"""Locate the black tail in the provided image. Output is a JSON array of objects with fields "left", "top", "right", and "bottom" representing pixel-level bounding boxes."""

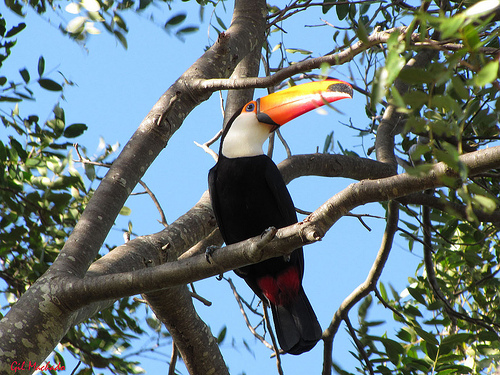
[{"left": 270, "top": 287, "right": 322, "bottom": 355}]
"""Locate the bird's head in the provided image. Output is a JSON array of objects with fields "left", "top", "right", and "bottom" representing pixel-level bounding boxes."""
[{"left": 220, "top": 79, "right": 353, "bottom": 158}]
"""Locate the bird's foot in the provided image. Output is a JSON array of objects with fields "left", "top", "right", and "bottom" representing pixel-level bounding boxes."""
[
  {"left": 205, "top": 245, "right": 219, "bottom": 264},
  {"left": 205, "top": 245, "right": 224, "bottom": 280},
  {"left": 261, "top": 226, "right": 277, "bottom": 239}
]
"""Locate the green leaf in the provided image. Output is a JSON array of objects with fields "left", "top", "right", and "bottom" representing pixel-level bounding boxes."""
[
  {"left": 38, "top": 78, "right": 63, "bottom": 91},
  {"left": 217, "top": 326, "right": 227, "bottom": 344},
  {"left": 430, "top": 94, "right": 461, "bottom": 115},
  {"left": 5, "top": 0, "right": 24, "bottom": 16},
  {"left": 440, "top": 15, "right": 464, "bottom": 39},
  {"left": 322, "top": 0, "right": 336, "bottom": 14},
  {"left": 5, "top": 22, "right": 26, "bottom": 37},
  {"left": 215, "top": 14, "right": 227, "bottom": 30},
  {"left": 450, "top": 76, "right": 469, "bottom": 100},
  {"left": 356, "top": 17, "right": 369, "bottom": 43},
  {"left": 113, "top": 13, "right": 127, "bottom": 31},
  {"left": 146, "top": 317, "right": 160, "bottom": 330},
  {"left": 114, "top": 30, "right": 128, "bottom": 49},
  {"left": 47, "top": 119, "right": 65, "bottom": 136},
  {"left": 461, "top": 23, "right": 481, "bottom": 51},
  {"left": 38, "top": 56, "right": 45, "bottom": 77},
  {"left": 423, "top": 341, "right": 438, "bottom": 361},
  {"left": 473, "top": 60, "right": 499, "bottom": 87},
  {"left": 380, "top": 338, "right": 405, "bottom": 364},
  {"left": 434, "top": 143, "right": 460, "bottom": 171},
  {"left": 165, "top": 13, "right": 186, "bottom": 28},
  {"left": 399, "top": 67, "right": 434, "bottom": 84},
  {"left": 407, "top": 286, "right": 427, "bottom": 305},
  {"left": 176, "top": 26, "right": 199, "bottom": 36},
  {"left": 120, "top": 206, "right": 132, "bottom": 216},
  {"left": 474, "top": 195, "right": 497, "bottom": 213},
  {"left": 285, "top": 48, "right": 313, "bottom": 55},
  {"left": 19, "top": 68, "right": 30, "bottom": 83},
  {"left": 138, "top": 0, "right": 153, "bottom": 10},
  {"left": 414, "top": 326, "right": 439, "bottom": 346},
  {"left": 0, "top": 95, "right": 22, "bottom": 102},
  {"left": 463, "top": 0, "right": 500, "bottom": 19},
  {"left": 0, "top": 141, "right": 6, "bottom": 163},
  {"left": 403, "top": 304, "right": 423, "bottom": 317},
  {"left": 63, "top": 123, "right": 88, "bottom": 138},
  {"left": 323, "top": 131, "right": 333, "bottom": 153},
  {"left": 84, "top": 163, "right": 96, "bottom": 181},
  {"left": 66, "top": 16, "right": 87, "bottom": 34},
  {"left": 10, "top": 138, "right": 27, "bottom": 161},
  {"left": 336, "top": 2, "right": 349, "bottom": 20},
  {"left": 396, "top": 327, "right": 414, "bottom": 342},
  {"left": 440, "top": 332, "right": 473, "bottom": 347}
]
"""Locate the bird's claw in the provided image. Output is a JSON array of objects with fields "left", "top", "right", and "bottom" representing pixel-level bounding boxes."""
[
  {"left": 261, "top": 226, "right": 276, "bottom": 239},
  {"left": 205, "top": 245, "right": 219, "bottom": 264},
  {"left": 205, "top": 245, "right": 224, "bottom": 280}
]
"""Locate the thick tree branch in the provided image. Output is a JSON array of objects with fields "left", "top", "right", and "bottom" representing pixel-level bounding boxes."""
[
  {"left": 0, "top": 0, "right": 267, "bottom": 368},
  {"left": 278, "top": 153, "right": 395, "bottom": 184},
  {"left": 141, "top": 2, "right": 267, "bottom": 372},
  {"left": 54, "top": 147, "right": 500, "bottom": 307},
  {"left": 194, "top": 27, "right": 410, "bottom": 91},
  {"left": 192, "top": 28, "right": 499, "bottom": 92}
]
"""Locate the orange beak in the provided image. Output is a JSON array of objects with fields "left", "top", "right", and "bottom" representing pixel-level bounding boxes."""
[{"left": 255, "top": 79, "right": 353, "bottom": 127}]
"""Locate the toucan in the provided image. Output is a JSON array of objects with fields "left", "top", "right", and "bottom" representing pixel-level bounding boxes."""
[{"left": 208, "top": 79, "right": 353, "bottom": 355}]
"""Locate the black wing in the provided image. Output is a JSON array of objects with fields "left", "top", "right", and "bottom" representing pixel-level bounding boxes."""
[
  {"left": 264, "top": 159, "right": 304, "bottom": 280},
  {"left": 208, "top": 164, "right": 227, "bottom": 241}
]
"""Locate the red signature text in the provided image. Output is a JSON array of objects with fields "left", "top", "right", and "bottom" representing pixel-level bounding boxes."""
[{"left": 11, "top": 361, "right": 65, "bottom": 373}]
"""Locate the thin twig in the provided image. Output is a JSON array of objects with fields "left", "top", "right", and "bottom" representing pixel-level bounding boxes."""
[
  {"left": 276, "top": 129, "right": 291, "bottom": 158},
  {"left": 322, "top": 201, "right": 399, "bottom": 375},
  {"left": 168, "top": 343, "right": 178, "bottom": 375},
  {"left": 138, "top": 180, "right": 168, "bottom": 227},
  {"left": 345, "top": 212, "right": 385, "bottom": 231},
  {"left": 262, "top": 304, "right": 284, "bottom": 375},
  {"left": 74, "top": 143, "right": 112, "bottom": 168},
  {"left": 74, "top": 144, "right": 168, "bottom": 225},
  {"left": 189, "top": 283, "right": 212, "bottom": 306},
  {"left": 344, "top": 316, "right": 374, "bottom": 375},
  {"left": 267, "top": 132, "right": 275, "bottom": 158},
  {"left": 226, "top": 278, "right": 272, "bottom": 349},
  {"left": 194, "top": 129, "right": 222, "bottom": 162},
  {"left": 295, "top": 207, "right": 382, "bottom": 233},
  {"left": 373, "top": 287, "right": 409, "bottom": 324}
]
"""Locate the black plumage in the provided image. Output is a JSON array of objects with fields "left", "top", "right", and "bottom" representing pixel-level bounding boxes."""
[
  {"left": 208, "top": 79, "right": 352, "bottom": 355},
  {"left": 209, "top": 128, "right": 322, "bottom": 355}
]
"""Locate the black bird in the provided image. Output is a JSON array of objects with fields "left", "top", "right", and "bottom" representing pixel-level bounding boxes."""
[{"left": 208, "top": 79, "right": 353, "bottom": 355}]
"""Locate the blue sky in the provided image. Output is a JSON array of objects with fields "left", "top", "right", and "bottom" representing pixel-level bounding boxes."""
[{"left": 2, "top": 1, "right": 422, "bottom": 374}]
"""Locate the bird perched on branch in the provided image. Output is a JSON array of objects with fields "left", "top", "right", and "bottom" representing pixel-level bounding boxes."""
[{"left": 208, "top": 79, "right": 353, "bottom": 355}]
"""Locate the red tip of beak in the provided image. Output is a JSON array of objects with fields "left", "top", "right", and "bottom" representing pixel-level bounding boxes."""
[{"left": 256, "top": 79, "right": 353, "bottom": 126}]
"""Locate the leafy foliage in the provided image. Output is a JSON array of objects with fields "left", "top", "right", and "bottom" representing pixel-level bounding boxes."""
[
  {"left": 0, "top": 14, "right": 172, "bottom": 374},
  {"left": 2, "top": 0, "right": 500, "bottom": 374},
  {"left": 310, "top": 1, "right": 500, "bottom": 373}
]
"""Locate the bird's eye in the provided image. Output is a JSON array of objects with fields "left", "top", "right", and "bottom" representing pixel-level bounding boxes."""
[{"left": 245, "top": 102, "right": 255, "bottom": 112}]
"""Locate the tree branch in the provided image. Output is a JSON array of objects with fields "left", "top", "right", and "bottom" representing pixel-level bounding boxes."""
[
  {"left": 191, "top": 28, "right": 499, "bottom": 93},
  {"left": 321, "top": 201, "right": 399, "bottom": 375},
  {"left": 55, "top": 147, "right": 500, "bottom": 307},
  {"left": 194, "top": 27, "right": 410, "bottom": 91}
]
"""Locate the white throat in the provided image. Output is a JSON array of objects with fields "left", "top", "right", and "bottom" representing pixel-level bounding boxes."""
[{"left": 221, "top": 112, "right": 271, "bottom": 158}]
